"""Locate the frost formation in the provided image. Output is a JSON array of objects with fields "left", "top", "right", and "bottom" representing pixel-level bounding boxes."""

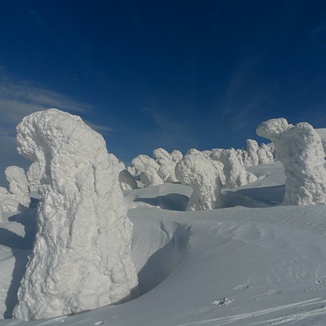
[
  {"left": 257, "top": 118, "right": 326, "bottom": 205},
  {"left": 13, "top": 109, "right": 138, "bottom": 320}
]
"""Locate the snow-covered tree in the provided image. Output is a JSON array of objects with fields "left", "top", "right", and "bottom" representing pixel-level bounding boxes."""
[
  {"left": 175, "top": 150, "right": 225, "bottom": 211},
  {"left": 5, "top": 166, "right": 30, "bottom": 207},
  {"left": 257, "top": 118, "right": 326, "bottom": 205},
  {"left": 131, "top": 154, "right": 163, "bottom": 187},
  {"left": 244, "top": 139, "right": 259, "bottom": 166},
  {"left": 119, "top": 169, "right": 138, "bottom": 191},
  {"left": 153, "top": 148, "right": 183, "bottom": 183},
  {"left": 257, "top": 143, "right": 274, "bottom": 165},
  {"left": 13, "top": 109, "right": 138, "bottom": 320},
  {"left": 211, "top": 148, "right": 257, "bottom": 188}
]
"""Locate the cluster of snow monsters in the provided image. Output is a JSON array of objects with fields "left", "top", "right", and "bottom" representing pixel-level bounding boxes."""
[
  {"left": 12, "top": 109, "right": 138, "bottom": 320},
  {"left": 131, "top": 148, "right": 183, "bottom": 187},
  {"left": 175, "top": 147, "right": 260, "bottom": 211},
  {"left": 3, "top": 108, "right": 326, "bottom": 321},
  {"left": 129, "top": 137, "right": 275, "bottom": 211}
]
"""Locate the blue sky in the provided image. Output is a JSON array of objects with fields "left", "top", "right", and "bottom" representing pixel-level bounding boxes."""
[{"left": 0, "top": 0, "right": 326, "bottom": 179}]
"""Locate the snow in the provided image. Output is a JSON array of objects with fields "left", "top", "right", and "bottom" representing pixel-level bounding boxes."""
[
  {"left": 153, "top": 148, "right": 183, "bottom": 183},
  {"left": 257, "top": 118, "right": 326, "bottom": 205},
  {"left": 211, "top": 148, "right": 256, "bottom": 188},
  {"left": 12, "top": 109, "right": 138, "bottom": 320},
  {"left": 131, "top": 154, "right": 163, "bottom": 187},
  {"left": 175, "top": 150, "right": 225, "bottom": 210},
  {"left": 5, "top": 166, "right": 30, "bottom": 208},
  {"left": 1, "top": 114, "right": 326, "bottom": 325}
]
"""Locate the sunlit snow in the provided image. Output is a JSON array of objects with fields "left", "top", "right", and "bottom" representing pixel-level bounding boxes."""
[{"left": 1, "top": 111, "right": 326, "bottom": 325}]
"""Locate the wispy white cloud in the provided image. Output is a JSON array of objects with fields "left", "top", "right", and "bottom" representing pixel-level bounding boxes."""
[
  {"left": 0, "top": 73, "right": 112, "bottom": 183},
  {"left": 0, "top": 78, "right": 91, "bottom": 128},
  {"left": 85, "top": 120, "right": 113, "bottom": 134},
  {"left": 216, "top": 56, "right": 276, "bottom": 133},
  {"left": 0, "top": 74, "right": 115, "bottom": 134},
  {"left": 142, "top": 106, "right": 197, "bottom": 151}
]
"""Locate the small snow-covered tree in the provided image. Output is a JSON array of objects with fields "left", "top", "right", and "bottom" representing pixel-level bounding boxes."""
[
  {"left": 211, "top": 148, "right": 256, "bottom": 188},
  {"left": 0, "top": 186, "right": 18, "bottom": 213},
  {"left": 175, "top": 150, "right": 225, "bottom": 211},
  {"left": 5, "top": 166, "right": 30, "bottom": 207},
  {"left": 257, "top": 118, "right": 326, "bottom": 205},
  {"left": 13, "top": 109, "right": 138, "bottom": 320},
  {"left": 153, "top": 148, "right": 183, "bottom": 183},
  {"left": 131, "top": 154, "right": 163, "bottom": 187},
  {"left": 257, "top": 143, "right": 274, "bottom": 165},
  {"left": 244, "top": 139, "right": 259, "bottom": 166}
]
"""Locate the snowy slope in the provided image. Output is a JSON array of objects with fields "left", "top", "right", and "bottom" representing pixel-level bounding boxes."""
[{"left": 2, "top": 162, "right": 326, "bottom": 325}]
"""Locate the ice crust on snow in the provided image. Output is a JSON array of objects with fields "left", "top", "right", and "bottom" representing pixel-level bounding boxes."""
[
  {"left": 175, "top": 150, "right": 226, "bottom": 211},
  {"left": 5, "top": 166, "right": 30, "bottom": 208},
  {"left": 257, "top": 118, "right": 326, "bottom": 205},
  {"left": 13, "top": 109, "right": 138, "bottom": 320}
]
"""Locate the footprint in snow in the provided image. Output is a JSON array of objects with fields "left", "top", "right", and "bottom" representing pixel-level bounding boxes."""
[{"left": 213, "top": 298, "right": 234, "bottom": 306}]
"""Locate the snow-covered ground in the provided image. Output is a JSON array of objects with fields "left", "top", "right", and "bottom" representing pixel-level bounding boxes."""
[{"left": 2, "top": 162, "right": 326, "bottom": 325}]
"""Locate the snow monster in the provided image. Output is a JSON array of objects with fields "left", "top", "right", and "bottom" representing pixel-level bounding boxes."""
[{"left": 13, "top": 109, "right": 138, "bottom": 320}]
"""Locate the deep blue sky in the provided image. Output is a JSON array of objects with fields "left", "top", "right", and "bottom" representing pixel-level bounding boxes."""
[{"left": 0, "top": 0, "right": 326, "bottom": 171}]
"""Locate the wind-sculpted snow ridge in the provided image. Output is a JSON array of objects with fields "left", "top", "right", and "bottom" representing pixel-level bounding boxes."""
[
  {"left": 5, "top": 166, "right": 30, "bottom": 208},
  {"left": 257, "top": 118, "right": 326, "bottom": 205},
  {"left": 211, "top": 148, "right": 257, "bottom": 188},
  {"left": 131, "top": 154, "right": 164, "bottom": 187},
  {"left": 13, "top": 109, "right": 138, "bottom": 320},
  {"left": 175, "top": 149, "right": 225, "bottom": 211},
  {"left": 153, "top": 148, "right": 183, "bottom": 183}
]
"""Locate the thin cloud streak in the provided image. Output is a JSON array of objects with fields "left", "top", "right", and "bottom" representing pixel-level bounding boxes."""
[
  {"left": 0, "top": 74, "right": 114, "bottom": 184},
  {"left": 142, "top": 106, "right": 198, "bottom": 151},
  {"left": 85, "top": 120, "right": 113, "bottom": 134},
  {"left": 0, "top": 75, "right": 113, "bottom": 135}
]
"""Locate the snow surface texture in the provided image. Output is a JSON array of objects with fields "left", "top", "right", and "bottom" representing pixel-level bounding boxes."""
[
  {"left": 153, "top": 148, "right": 183, "bottom": 183},
  {"left": 257, "top": 118, "right": 326, "bottom": 205},
  {"left": 131, "top": 154, "right": 163, "bottom": 187},
  {"left": 5, "top": 166, "right": 30, "bottom": 208},
  {"left": 4, "top": 162, "right": 326, "bottom": 325},
  {"left": 26, "top": 162, "right": 42, "bottom": 192},
  {"left": 13, "top": 109, "right": 138, "bottom": 320},
  {"left": 175, "top": 150, "right": 226, "bottom": 210}
]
